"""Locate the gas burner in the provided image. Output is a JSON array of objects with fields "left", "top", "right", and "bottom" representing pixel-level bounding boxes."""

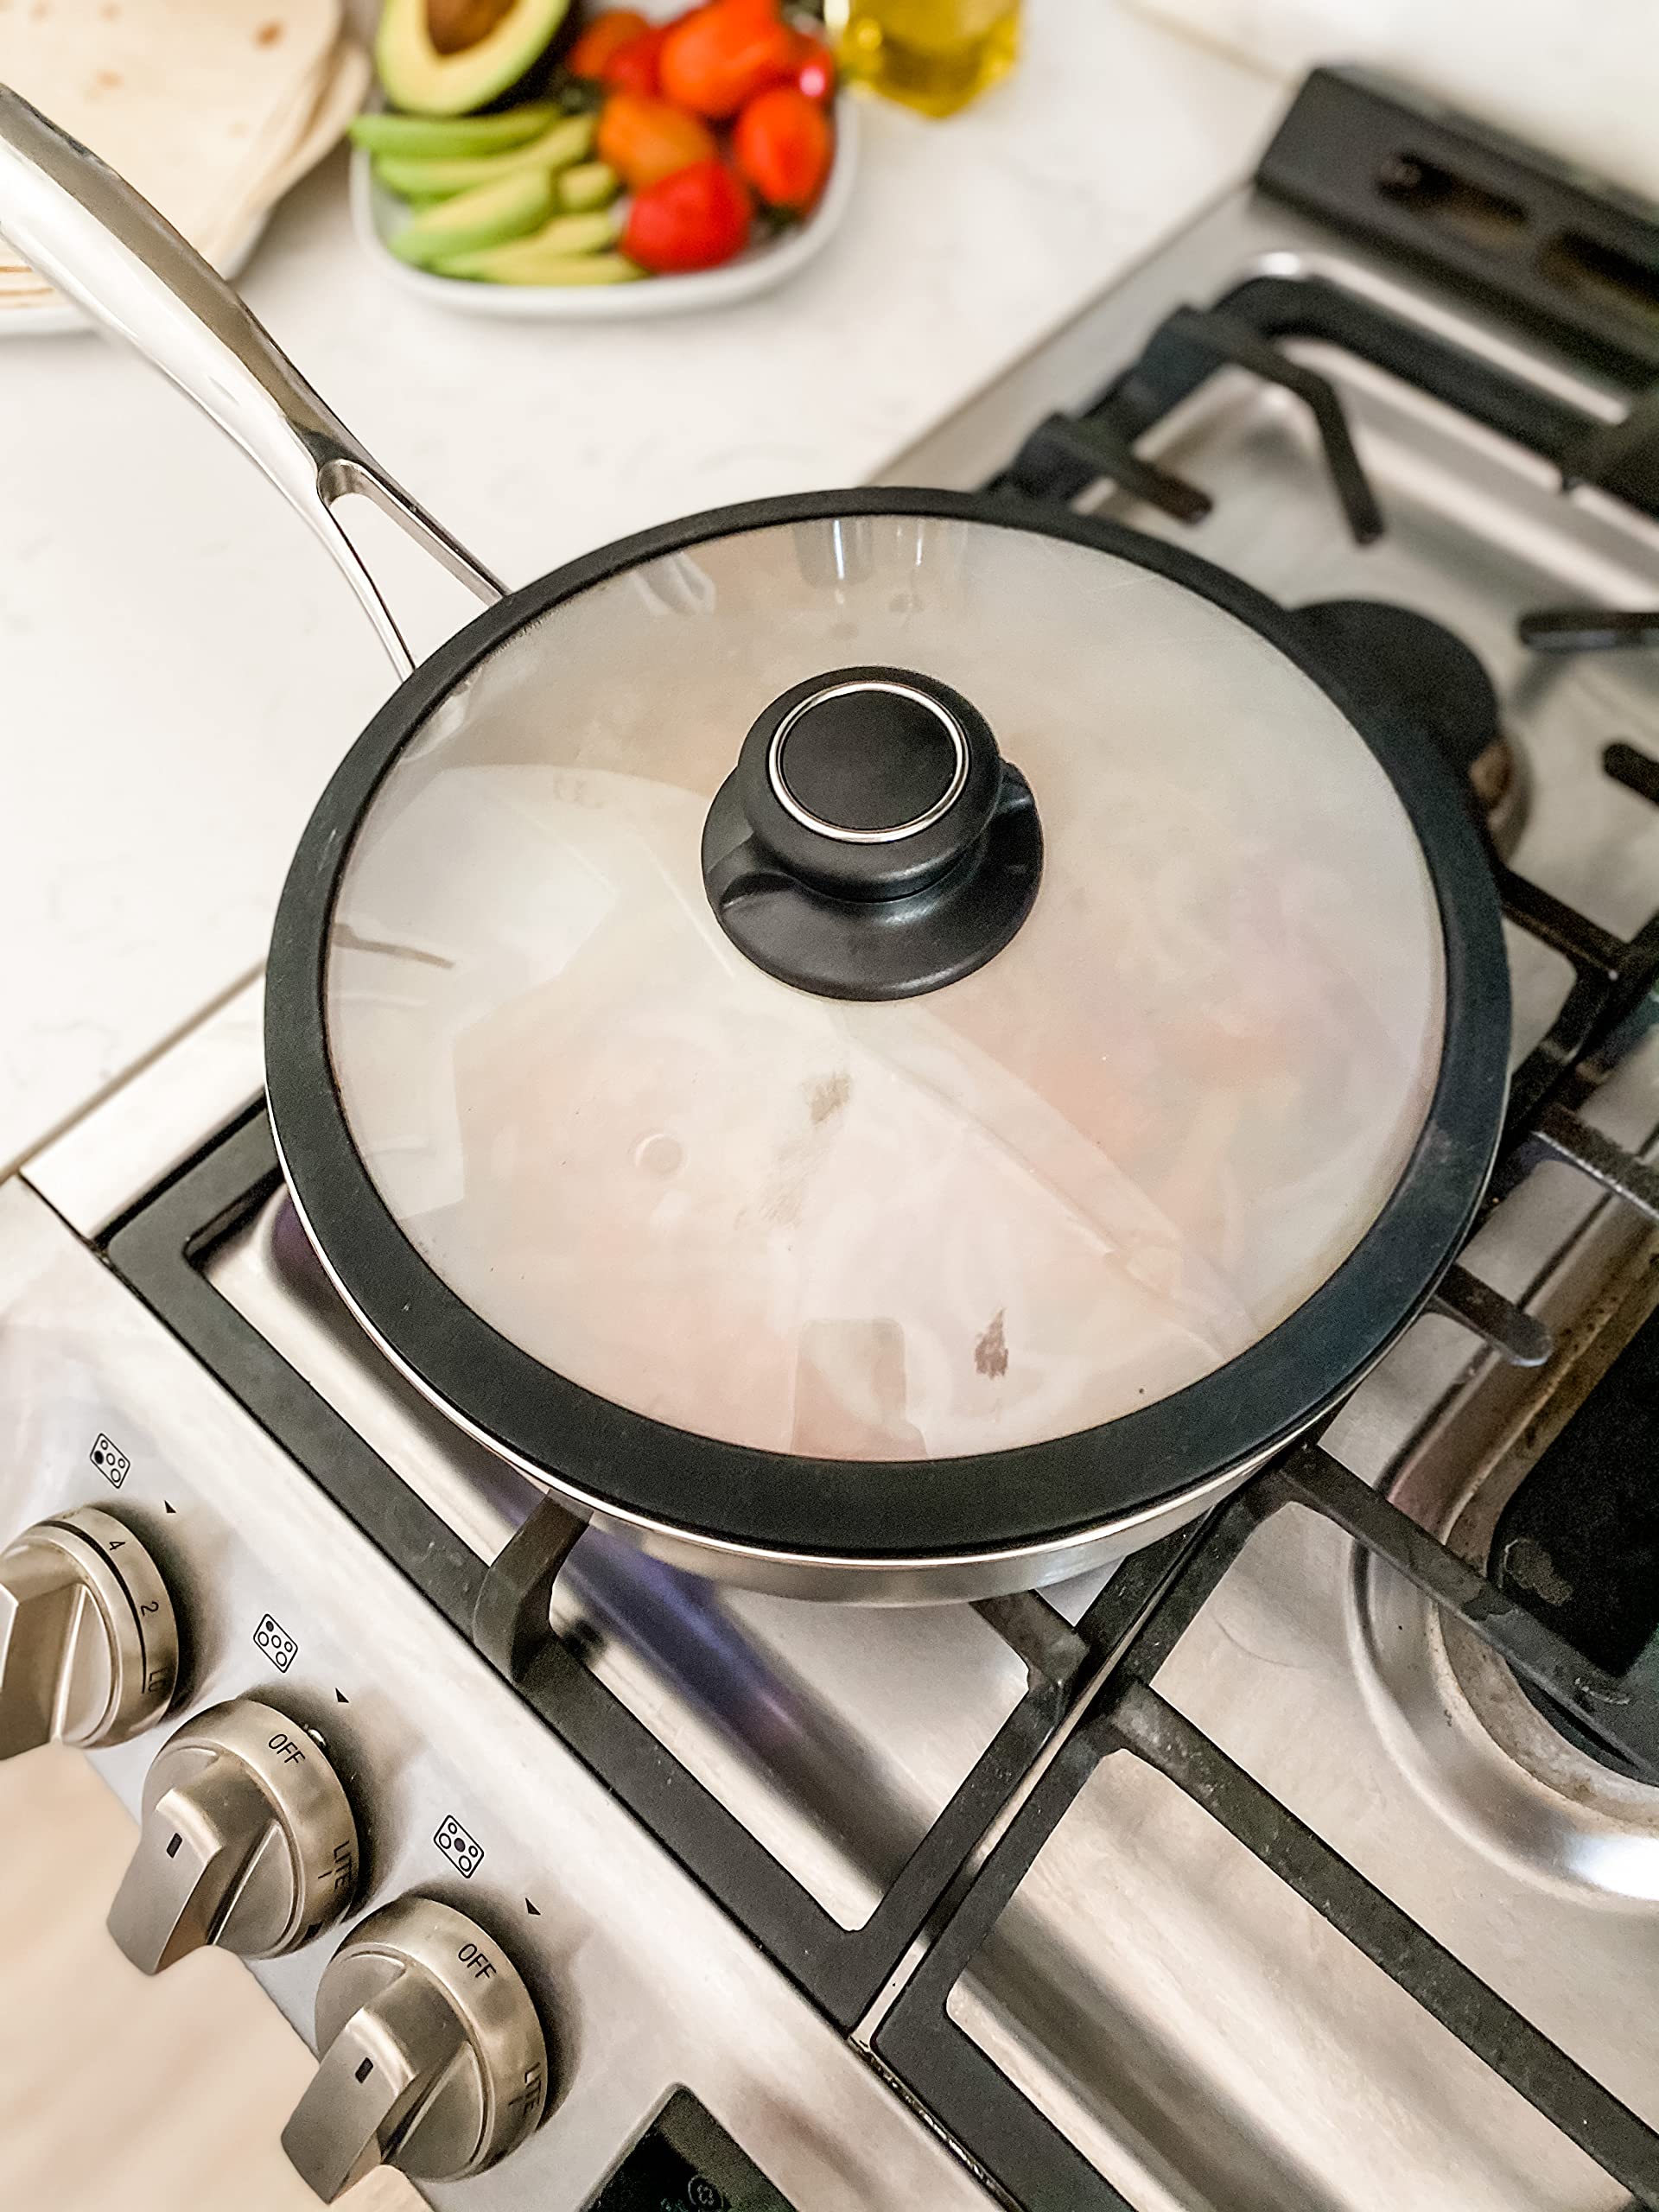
[
  {"left": 1294, "top": 598, "right": 1529, "bottom": 859},
  {"left": 1354, "top": 1438, "right": 1659, "bottom": 1902},
  {"left": 1348, "top": 1129, "right": 1659, "bottom": 1902},
  {"left": 1491, "top": 1308, "right": 1659, "bottom": 1777}
]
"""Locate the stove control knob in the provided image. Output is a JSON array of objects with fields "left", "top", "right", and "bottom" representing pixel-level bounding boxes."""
[
  {"left": 0, "top": 1507, "right": 178, "bottom": 1760},
  {"left": 283, "top": 1897, "right": 548, "bottom": 2202},
  {"left": 108, "top": 1698, "right": 359, "bottom": 1974}
]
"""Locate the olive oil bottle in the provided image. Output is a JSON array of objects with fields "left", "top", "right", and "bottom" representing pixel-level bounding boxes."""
[{"left": 828, "top": 0, "right": 1020, "bottom": 118}]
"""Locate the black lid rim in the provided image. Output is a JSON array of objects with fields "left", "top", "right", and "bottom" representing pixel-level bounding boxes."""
[{"left": 264, "top": 487, "right": 1510, "bottom": 1563}]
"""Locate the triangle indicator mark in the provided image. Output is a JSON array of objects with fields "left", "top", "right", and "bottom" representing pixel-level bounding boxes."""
[
  {"left": 525, "top": 1898, "right": 541, "bottom": 1916},
  {"left": 163, "top": 1501, "right": 177, "bottom": 1515},
  {"left": 335, "top": 1689, "right": 349, "bottom": 1703}
]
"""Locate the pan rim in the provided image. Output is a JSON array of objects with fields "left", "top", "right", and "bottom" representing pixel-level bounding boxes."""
[{"left": 264, "top": 486, "right": 1510, "bottom": 1565}]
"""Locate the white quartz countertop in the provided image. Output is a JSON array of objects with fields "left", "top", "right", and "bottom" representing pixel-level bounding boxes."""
[{"left": 1, "top": 0, "right": 1280, "bottom": 1173}]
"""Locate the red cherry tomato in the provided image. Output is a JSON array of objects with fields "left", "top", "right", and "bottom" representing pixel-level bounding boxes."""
[
  {"left": 596, "top": 92, "right": 718, "bottom": 189},
  {"left": 567, "top": 9, "right": 651, "bottom": 76},
  {"left": 658, "top": 0, "right": 798, "bottom": 120},
  {"left": 621, "top": 157, "right": 752, "bottom": 271},
  {"left": 791, "top": 29, "right": 836, "bottom": 101},
  {"left": 733, "top": 83, "right": 832, "bottom": 211},
  {"left": 601, "top": 22, "right": 668, "bottom": 93}
]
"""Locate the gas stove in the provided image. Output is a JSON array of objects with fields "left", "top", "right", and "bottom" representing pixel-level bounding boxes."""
[{"left": 5, "top": 64, "right": 1659, "bottom": 2212}]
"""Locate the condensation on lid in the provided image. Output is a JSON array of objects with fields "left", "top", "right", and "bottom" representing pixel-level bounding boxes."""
[{"left": 323, "top": 513, "right": 1446, "bottom": 1463}]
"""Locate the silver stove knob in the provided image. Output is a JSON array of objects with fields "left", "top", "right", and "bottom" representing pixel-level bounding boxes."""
[
  {"left": 283, "top": 1896, "right": 548, "bottom": 2202},
  {"left": 0, "top": 1507, "right": 178, "bottom": 1759},
  {"left": 107, "top": 1697, "right": 359, "bottom": 1974}
]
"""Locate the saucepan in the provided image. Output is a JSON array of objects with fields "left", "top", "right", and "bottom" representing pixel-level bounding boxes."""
[{"left": 0, "top": 87, "right": 1510, "bottom": 1601}]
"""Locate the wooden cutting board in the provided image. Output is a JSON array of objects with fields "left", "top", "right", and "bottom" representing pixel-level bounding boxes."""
[{"left": 0, "top": 1744, "right": 417, "bottom": 2212}]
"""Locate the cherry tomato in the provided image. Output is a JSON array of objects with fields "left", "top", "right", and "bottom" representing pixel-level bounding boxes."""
[
  {"left": 791, "top": 29, "right": 836, "bottom": 102},
  {"left": 734, "top": 83, "right": 832, "bottom": 211},
  {"left": 621, "top": 157, "right": 751, "bottom": 271},
  {"left": 601, "top": 22, "right": 668, "bottom": 93},
  {"left": 596, "top": 91, "right": 718, "bottom": 190},
  {"left": 566, "top": 9, "right": 651, "bottom": 76},
  {"left": 658, "top": 0, "right": 798, "bottom": 120}
]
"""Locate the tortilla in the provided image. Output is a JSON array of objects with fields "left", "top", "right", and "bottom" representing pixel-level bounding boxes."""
[
  {"left": 262, "top": 37, "right": 372, "bottom": 205},
  {"left": 0, "top": 0, "right": 365, "bottom": 307}
]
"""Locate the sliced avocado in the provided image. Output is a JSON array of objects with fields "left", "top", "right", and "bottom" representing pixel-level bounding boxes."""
[
  {"left": 389, "top": 168, "right": 556, "bottom": 266},
  {"left": 558, "top": 161, "right": 618, "bottom": 213},
  {"left": 436, "top": 208, "right": 620, "bottom": 274},
  {"left": 440, "top": 248, "right": 645, "bottom": 285},
  {"left": 349, "top": 104, "right": 556, "bottom": 159},
  {"left": 374, "top": 0, "right": 573, "bottom": 117},
  {"left": 374, "top": 112, "right": 592, "bottom": 199}
]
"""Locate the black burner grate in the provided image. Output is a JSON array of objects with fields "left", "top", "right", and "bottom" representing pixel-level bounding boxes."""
[{"left": 874, "top": 1439, "right": 1659, "bottom": 2210}]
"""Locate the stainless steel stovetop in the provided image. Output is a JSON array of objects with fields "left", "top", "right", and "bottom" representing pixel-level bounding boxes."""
[{"left": 6, "top": 66, "right": 1659, "bottom": 2212}]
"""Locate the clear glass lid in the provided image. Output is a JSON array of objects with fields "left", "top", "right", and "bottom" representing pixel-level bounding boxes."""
[{"left": 322, "top": 511, "right": 1446, "bottom": 1462}]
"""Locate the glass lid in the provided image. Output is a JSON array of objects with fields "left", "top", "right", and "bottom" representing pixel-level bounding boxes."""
[{"left": 321, "top": 509, "right": 1446, "bottom": 1464}]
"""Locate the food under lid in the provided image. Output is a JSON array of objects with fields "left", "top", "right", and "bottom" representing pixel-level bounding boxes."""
[{"left": 317, "top": 506, "right": 1446, "bottom": 1465}]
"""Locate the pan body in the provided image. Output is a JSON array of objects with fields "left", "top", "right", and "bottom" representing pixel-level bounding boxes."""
[{"left": 264, "top": 491, "right": 1511, "bottom": 1602}]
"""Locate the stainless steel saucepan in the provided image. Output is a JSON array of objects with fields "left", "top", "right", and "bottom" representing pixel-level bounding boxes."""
[{"left": 0, "top": 87, "right": 1510, "bottom": 1600}]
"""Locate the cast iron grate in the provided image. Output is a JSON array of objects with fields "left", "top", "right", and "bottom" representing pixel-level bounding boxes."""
[
  {"left": 873, "top": 1433, "right": 1659, "bottom": 2210},
  {"left": 993, "top": 270, "right": 1659, "bottom": 529}
]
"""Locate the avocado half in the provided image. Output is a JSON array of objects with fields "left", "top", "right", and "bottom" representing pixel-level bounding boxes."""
[{"left": 376, "top": 0, "right": 574, "bottom": 116}]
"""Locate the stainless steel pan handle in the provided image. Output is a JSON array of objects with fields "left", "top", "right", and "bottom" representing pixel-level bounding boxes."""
[{"left": 0, "top": 85, "right": 503, "bottom": 677}]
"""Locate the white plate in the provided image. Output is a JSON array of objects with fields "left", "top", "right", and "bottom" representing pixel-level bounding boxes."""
[
  {"left": 350, "top": 92, "right": 857, "bottom": 321},
  {"left": 0, "top": 214, "right": 268, "bottom": 339}
]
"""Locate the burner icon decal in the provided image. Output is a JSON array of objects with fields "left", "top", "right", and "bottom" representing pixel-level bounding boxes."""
[
  {"left": 253, "top": 1613, "right": 299, "bottom": 1673},
  {"left": 434, "top": 1814, "right": 484, "bottom": 1878},
  {"left": 90, "top": 1433, "right": 130, "bottom": 1487}
]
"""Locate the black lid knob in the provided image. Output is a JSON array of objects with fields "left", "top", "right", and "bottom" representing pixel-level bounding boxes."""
[
  {"left": 701, "top": 666, "right": 1043, "bottom": 1001},
  {"left": 772, "top": 677, "right": 969, "bottom": 841}
]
